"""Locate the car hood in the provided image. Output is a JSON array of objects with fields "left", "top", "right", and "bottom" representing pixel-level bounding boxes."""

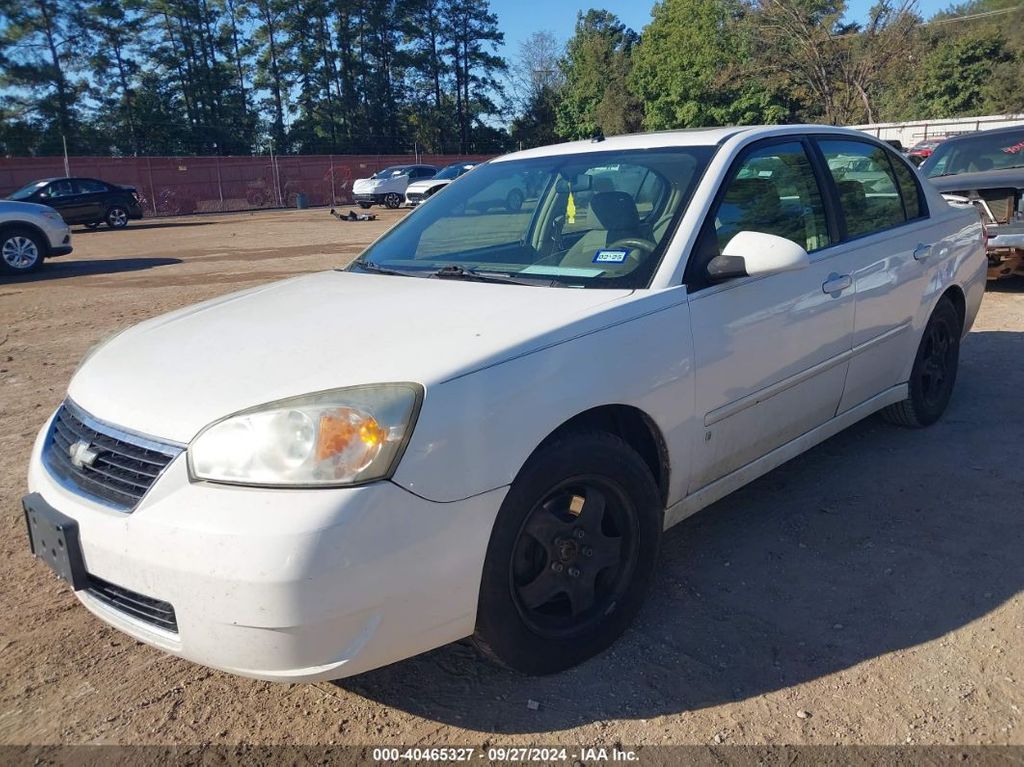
[
  {"left": 353, "top": 177, "right": 408, "bottom": 194},
  {"left": 407, "top": 179, "right": 449, "bottom": 193},
  {"left": 68, "top": 271, "right": 633, "bottom": 443},
  {"left": 926, "top": 167, "right": 1024, "bottom": 192},
  {"left": 0, "top": 199, "right": 57, "bottom": 215}
]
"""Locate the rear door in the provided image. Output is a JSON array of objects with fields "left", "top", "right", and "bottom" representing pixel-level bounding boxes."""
[
  {"left": 74, "top": 178, "right": 110, "bottom": 221},
  {"left": 685, "top": 138, "right": 856, "bottom": 491},
  {"left": 812, "top": 137, "right": 933, "bottom": 412}
]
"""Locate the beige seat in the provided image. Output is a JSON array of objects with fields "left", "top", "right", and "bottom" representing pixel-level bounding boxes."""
[{"left": 560, "top": 192, "right": 648, "bottom": 273}]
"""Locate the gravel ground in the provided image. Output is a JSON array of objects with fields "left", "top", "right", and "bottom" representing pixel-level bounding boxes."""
[{"left": 0, "top": 208, "right": 1021, "bottom": 747}]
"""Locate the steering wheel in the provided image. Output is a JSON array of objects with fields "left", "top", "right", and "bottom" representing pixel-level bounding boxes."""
[{"left": 607, "top": 237, "right": 658, "bottom": 258}]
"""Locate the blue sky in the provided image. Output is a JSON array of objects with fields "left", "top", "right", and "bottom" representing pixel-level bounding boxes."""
[{"left": 490, "top": 0, "right": 956, "bottom": 59}]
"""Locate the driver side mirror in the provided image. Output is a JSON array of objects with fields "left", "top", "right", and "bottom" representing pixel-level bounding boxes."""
[{"left": 706, "top": 231, "right": 810, "bottom": 281}]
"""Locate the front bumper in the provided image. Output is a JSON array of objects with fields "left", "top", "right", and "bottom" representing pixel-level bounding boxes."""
[
  {"left": 985, "top": 223, "right": 1024, "bottom": 279},
  {"left": 352, "top": 193, "right": 386, "bottom": 204},
  {"left": 26, "top": 412, "right": 505, "bottom": 682}
]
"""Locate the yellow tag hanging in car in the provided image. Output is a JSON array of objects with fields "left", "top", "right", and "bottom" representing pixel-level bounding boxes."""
[{"left": 566, "top": 183, "right": 576, "bottom": 225}]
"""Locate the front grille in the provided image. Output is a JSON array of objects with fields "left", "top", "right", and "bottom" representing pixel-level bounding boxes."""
[
  {"left": 87, "top": 575, "right": 178, "bottom": 633},
  {"left": 406, "top": 192, "right": 424, "bottom": 203},
  {"left": 44, "top": 401, "right": 183, "bottom": 512}
]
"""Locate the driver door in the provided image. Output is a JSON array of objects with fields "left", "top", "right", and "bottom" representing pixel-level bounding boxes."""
[{"left": 685, "top": 139, "right": 856, "bottom": 491}]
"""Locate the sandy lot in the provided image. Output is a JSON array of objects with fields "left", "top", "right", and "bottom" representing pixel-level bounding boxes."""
[{"left": 0, "top": 208, "right": 1021, "bottom": 747}]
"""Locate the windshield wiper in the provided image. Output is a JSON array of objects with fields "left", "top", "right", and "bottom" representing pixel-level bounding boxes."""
[
  {"left": 346, "top": 259, "right": 421, "bottom": 277},
  {"left": 431, "top": 264, "right": 563, "bottom": 287}
]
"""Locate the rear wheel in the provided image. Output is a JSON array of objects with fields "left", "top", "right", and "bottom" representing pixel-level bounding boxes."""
[
  {"left": 0, "top": 228, "right": 44, "bottom": 274},
  {"left": 473, "top": 431, "right": 662, "bottom": 674},
  {"left": 882, "top": 297, "right": 961, "bottom": 428},
  {"left": 105, "top": 206, "right": 129, "bottom": 229}
]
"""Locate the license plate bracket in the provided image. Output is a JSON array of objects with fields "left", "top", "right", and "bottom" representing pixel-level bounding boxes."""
[{"left": 23, "top": 492, "right": 87, "bottom": 591}]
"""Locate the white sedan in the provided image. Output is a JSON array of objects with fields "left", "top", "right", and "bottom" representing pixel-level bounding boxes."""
[{"left": 24, "top": 126, "right": 985, "bottom": 682}]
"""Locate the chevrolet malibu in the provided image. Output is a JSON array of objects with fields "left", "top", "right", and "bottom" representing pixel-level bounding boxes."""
[{"left": 24, "top": 126, "right": 985, "bottom": 682}]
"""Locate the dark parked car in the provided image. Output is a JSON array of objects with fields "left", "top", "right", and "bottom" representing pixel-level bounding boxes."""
[
  {"left": 6, "top": 177, "right": 144, "bottom": 229},
  {"left": 922, "top": 125, "right": 1024, "bottom": 280}
]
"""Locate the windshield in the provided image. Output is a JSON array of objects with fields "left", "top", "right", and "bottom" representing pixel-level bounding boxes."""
[
  {"left": 922, "top": 129, "right": 1024, "bottom": 177},
  {"left": 351, "top": 147, "right": 714, "bottom": 289},
  {"left": 435, "top": 163, "right": 475, "bottom": 181},
  {"left": 8, "top": 181, "right": 46, "bottom": 200},
  {"left": 371, "top": 166, "right": 409, "bottom": 179}
]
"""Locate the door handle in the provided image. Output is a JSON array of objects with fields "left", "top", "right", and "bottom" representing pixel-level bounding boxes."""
[
  {"left": 913, "top": 243, "right": 932, "bottom": 261},
  {"left": 822, "top": 273, "right": 852, "bottom": 294}
]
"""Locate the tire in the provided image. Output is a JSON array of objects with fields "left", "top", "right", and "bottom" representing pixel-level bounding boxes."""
[
  {"left": 881, "top": 297, "right": 961, "bottom": 428},
  {"left": 84, "top": 222, "right": 100, "bottom": 230},
  {"left": 0, "top": 227, "right": 44, "bottom": 274},
  {"left": 473, "top": 431, "right": 662, "bottom": 675},
  {"left": 105, "top": 206, "right": 129, "bottom": 229},
  {"left": 505, "top": 188, "right": 525, "bottom": 212},
  {"left": 383, "top": 193, "right": 403, "bottom": 209},
  {"left": 358, "top": 202, "right": 372, "bottom": 209}
]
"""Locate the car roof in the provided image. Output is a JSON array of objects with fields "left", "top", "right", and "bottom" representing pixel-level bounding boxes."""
[
  {"left": 938, "top": 125, "right": 1024, "bottom": 145},
  {"left": 493, "top": 125, "right": 886, "bottom": 162}
]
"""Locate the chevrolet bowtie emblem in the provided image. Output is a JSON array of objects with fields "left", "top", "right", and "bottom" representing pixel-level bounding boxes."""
[{"left": 68, "top": 440, "right": 100, "bottom": 469}]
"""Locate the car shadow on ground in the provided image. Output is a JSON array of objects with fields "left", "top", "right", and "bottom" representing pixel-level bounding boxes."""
[
  {"left": 338, "top": 329, "right": 1024, "bottom": 733},
  {"left": 76, "top": 221, "right": 215, "bottom": 233},
  {"left": 1, "top": 257, "right": 181, "bottom": 283},
  {"left": 986, "top": 276, "right": 1024, "bottom": 294}
]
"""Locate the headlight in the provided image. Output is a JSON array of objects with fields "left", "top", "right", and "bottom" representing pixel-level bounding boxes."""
[{"left": 188, "top": 384, "right": 422, "bottom": 487}]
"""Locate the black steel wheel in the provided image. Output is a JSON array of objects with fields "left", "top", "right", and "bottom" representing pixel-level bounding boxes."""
[
  {"left": 882, "top": 297, "right": 961, "bottom": 428},
  {"left": 474, "top": 431, "right": 661, "bottom": 675}
]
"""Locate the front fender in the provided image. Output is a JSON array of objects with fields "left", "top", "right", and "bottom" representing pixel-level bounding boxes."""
[{"left": 391, "top": 288, "right": 697, "bottom": 505}]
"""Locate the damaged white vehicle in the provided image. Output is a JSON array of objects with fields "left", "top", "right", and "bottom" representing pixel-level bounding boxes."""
[
  {"left": 24, "top": 126, "right": 984, "bottom": 682},
  {"left": 351, "top": 164, "right": 437, "bottom": 209}
]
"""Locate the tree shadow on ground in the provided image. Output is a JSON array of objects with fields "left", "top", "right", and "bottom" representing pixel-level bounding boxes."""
[{"left": 338, "top": 330, "right": 1024, "bottom": 734}]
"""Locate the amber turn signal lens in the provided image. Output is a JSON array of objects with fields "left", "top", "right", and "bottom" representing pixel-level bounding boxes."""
[{"left": 317, "top": 408, "right": 384, "bottom": 461}]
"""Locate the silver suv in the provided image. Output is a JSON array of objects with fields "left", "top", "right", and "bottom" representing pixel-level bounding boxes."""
[{"left": 0, "top": 200, "right": 73, "bottom": 275}]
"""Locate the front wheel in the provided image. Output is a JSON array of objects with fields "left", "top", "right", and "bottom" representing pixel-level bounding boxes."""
[
  {"left": 473, "top": 431, "right": 662, "bottom": 675},
  {"left": 105, "top": 206, "right": 129, "bottom": 229},
  {"left": 1, "top": 228, "right": 44, "bottom": 274},
  {"left": 882, "top": 297, "right": 961, "bottom": 428},
  {"left": 358, "top": 202, "right": 373, "bottom": 209},
  {"left": 383, "top": 193, "right": 403, "bottom": 209}
]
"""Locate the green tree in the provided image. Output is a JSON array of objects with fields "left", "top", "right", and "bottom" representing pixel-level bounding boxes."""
[
  {"left": 631, "top": 0, "right": 790, "bottom": 129},
  {"left": 916, "top": 30, "right": 1013, "bottom": 117},
  {"left": 556, "top": 10, "right": 641, "bottom": 139},
  {"left": 0, "top": 0, "right": 85, "bottom": 154}
]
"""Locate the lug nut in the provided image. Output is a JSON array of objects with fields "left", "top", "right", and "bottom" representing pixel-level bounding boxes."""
[
  {"left": 583, "top": 547, "right": 593, "bottom": 557},
  {"left": 568, "top": 567, "right": 581, "bottom": 578},
  {"left": 551, "top": 562, "right": 564, "bottom": 573},
  {"left": 573, "top": 528, "right": 585, "bottom": 539}
]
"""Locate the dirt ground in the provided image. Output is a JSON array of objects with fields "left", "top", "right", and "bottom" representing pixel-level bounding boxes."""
[{"left": 0, "top": 208, "right": 1021, "bottom": 748}]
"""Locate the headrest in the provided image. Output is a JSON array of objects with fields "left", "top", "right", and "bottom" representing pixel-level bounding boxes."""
[
  {"left": 836, "top": 179, "right": 866, "bottom": 210},
  {"left": 590, "top": 191, "right": 641, "bottom": 231}
]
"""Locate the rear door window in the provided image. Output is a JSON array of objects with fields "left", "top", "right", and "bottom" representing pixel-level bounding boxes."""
[
  {"left": 75, "top": 179, "right": 108, "bottom": 194},
  {"left": 817, "top": 139, "right": 907, "bottom": 238}
]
